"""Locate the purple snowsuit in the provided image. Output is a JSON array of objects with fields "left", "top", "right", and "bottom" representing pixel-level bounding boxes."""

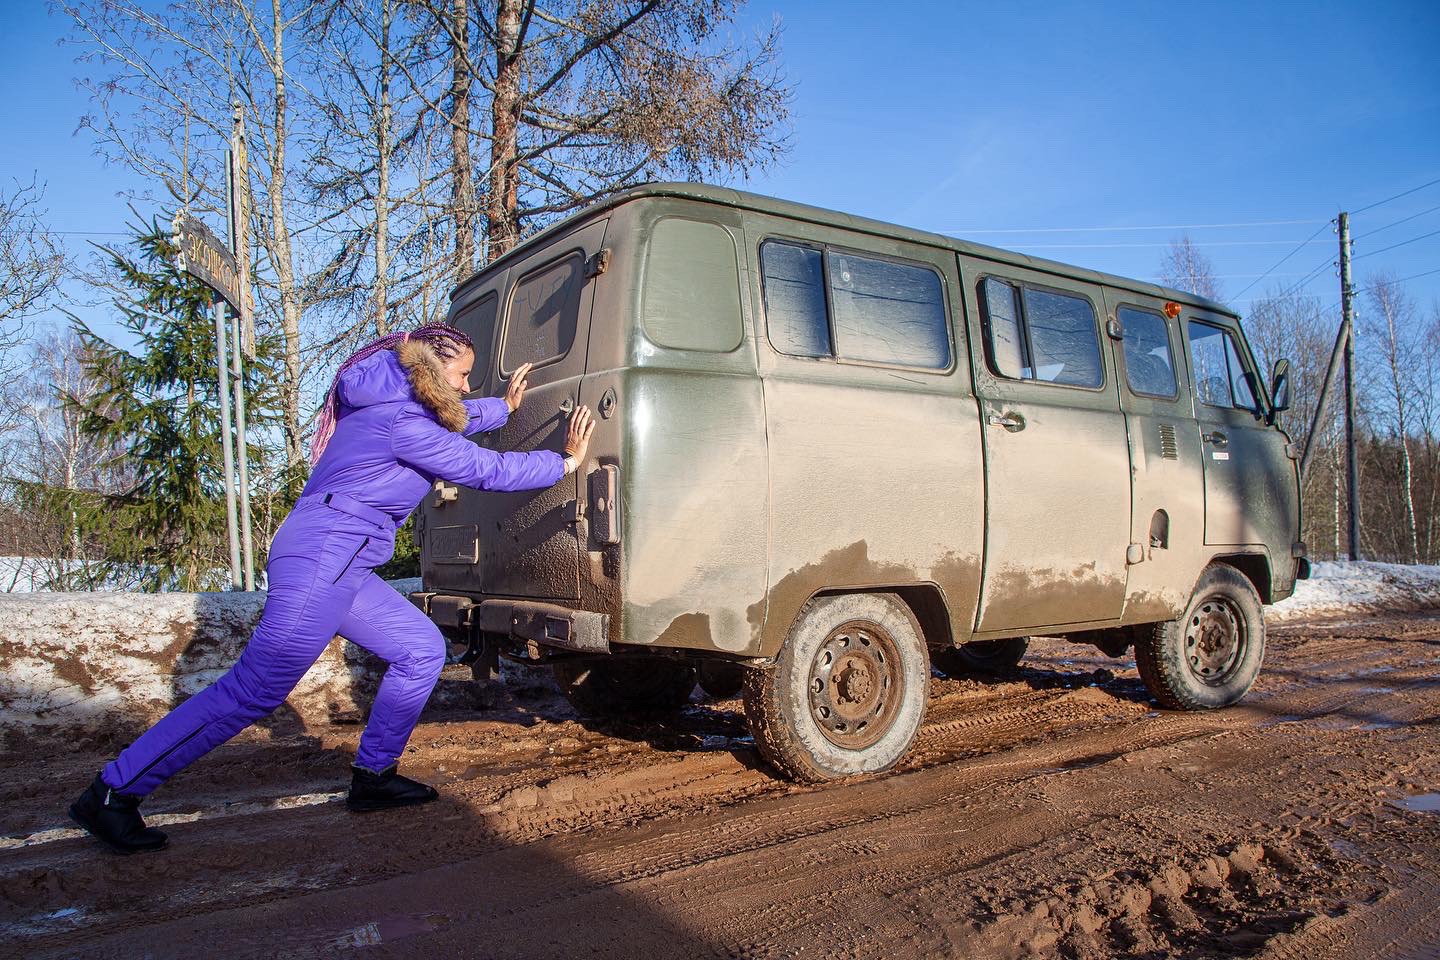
[{"left": 102, "top": 350, "right": 564, "bottom": 796}]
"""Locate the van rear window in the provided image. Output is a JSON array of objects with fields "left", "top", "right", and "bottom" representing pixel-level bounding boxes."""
[
  {"left": 761, "top": 240, "right": 949, "bottom": 369},
  {"left": 501, "top": 253, "right": 583, "bottom": 373},
  {"left": 453, "top": 293, "right": 499, "bottom": 364},
  {"left": 980, "top": 278, "right": 1104, "bottom": 388}
]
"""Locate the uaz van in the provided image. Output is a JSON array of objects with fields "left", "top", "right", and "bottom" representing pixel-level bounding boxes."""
[{"left": 410, "top": 183, "right": 1305, "bottom": 782}]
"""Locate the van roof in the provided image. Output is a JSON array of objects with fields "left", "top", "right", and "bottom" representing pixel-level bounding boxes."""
[{"left": 454, "top": 181, "right": 1238, "bottom": 319}]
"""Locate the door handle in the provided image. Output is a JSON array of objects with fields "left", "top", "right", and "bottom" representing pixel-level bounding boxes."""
[
  {"left": 1202, "top": 430, "right": 1228, "bottom": 447},
  {"left": 986, "top": 411, "right": 1026, "bottom": 432}
]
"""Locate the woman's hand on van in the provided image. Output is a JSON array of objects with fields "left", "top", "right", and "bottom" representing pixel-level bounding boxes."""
[
  {"left": 504, "top": 362, "right": 533, "bottom": 412},
  {"left": 565, "top": 405, "right": 595, "bottom": 463}
]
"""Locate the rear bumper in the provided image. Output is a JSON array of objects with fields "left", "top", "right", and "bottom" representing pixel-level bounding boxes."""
[{"left": 409, "top": 592, "right": 610, "bottom": 655}]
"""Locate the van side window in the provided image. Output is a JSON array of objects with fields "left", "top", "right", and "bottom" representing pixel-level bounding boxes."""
[
  {"left": 760, "top": 241, "right": 830, "bottom": 357},
  {"left": 1187, "top": 321, "right": 1259, "bottom": 412},
  {"left": 829, "top": 252, "right": 949, "bottom": 368},
  {"left": 454, "top": 293, "right": 499, "bottom": 364},
  {"left": 643, "top": 218, "right": 743, "bottom": 352},
  {"left": 762, "top": 240, "right": 950, "bottom": 369},
  {"left": 501, "top": 253, "right": 583, "bottom": 372},
  {"left": 1118, "top": 306, "right": 1177, "bottom": 398},
  {"left": 979, "top": 278, "right": 1104, "bottom": 388}
]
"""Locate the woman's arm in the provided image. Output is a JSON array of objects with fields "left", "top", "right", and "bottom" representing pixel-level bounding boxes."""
[
  {"left": 461, "top": 397, "right": 510, "bottom": 435},
  {"left": 392, "top": 407, "right": 564, "bottom": 491}
]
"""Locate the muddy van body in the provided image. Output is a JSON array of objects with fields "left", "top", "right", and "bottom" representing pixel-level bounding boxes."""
[{"left": 413, "top": 183, "right": 1304, "bottom": 781}]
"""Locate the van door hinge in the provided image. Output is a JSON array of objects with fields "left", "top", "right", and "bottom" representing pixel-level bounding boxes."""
[
  {"left": 586, "top": 248, "right": 612, "bottom": 278},
  {"left": 1126, "top": 543, "right": 1146, "bottom": 565},
  {"left": 566, "top": 499, "right": 585, "bottom": 524}
]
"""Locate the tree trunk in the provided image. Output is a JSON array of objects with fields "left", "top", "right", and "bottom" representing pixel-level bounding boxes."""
[
  {"left": 448, "top": 0, "right": 475, "bottom": 282},
  {"left": 374, "top": 0, "right": 393, "bottom": 336},
  {"left": 268, "top": 1, "right": 305, "bottom": 469},
  {"left": 486, "top": 0, "right": 523, "bottom": 260}
]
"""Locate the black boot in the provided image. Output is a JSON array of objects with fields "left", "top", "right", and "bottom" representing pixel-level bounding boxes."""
[
  {"left": 69, "top": 775, "right": 168, "bottom": 854},
  {"left": 346, "top": 764, "right": 439, "bottom": 813}
]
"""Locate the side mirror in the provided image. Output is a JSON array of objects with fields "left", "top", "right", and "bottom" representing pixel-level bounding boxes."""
[{"left": 1270, "top": 358, "right": 1292, "bottom": 417}]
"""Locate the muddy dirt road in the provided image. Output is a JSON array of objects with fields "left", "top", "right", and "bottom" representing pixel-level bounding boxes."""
[{"left": 4, "top": 611, "right": 1439, "bottom": 959}]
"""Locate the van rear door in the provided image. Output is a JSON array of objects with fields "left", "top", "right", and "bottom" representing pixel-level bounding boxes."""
[{"left": 427, "top": 217, "right": 608, "bottom": 602}]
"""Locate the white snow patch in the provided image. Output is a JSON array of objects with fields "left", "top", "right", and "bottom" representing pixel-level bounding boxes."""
[
  {"left": 0, "top": 580, "right": 423, "bottom": 748},
  {"left": 1267, "top": 561, "right": 1440, "bottom": 622}
]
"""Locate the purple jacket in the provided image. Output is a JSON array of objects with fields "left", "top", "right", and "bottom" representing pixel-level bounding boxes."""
[{"left": 301, "top": 350, "right": 565, "bottom": 523}]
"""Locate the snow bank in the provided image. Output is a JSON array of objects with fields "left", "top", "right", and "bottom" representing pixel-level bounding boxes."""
[
  {"left": 0, "top": 585, "right": 418, "bottom": 751},
  {"left": 3, "top": 563, "right": 1436, "bottom": 750},
  {"left": 1267, "top": 560, "right": 1440, "bottom": 622}
]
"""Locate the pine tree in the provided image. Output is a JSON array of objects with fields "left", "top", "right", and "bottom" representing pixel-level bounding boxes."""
[{"left": 68, "top": 216, "right": 284, "bottom": 591}]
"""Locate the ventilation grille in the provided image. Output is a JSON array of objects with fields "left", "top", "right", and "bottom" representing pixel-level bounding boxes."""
[{"left": 1158, "top": 423, "right": 1179, "bottom": 460}]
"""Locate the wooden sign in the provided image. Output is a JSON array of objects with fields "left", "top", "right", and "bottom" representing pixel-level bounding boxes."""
[{"left": 173, "top": 214, "right": 241, "bottom": 314}]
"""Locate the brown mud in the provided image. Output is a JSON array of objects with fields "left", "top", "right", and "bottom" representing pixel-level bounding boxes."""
[{"left": 3, "top": 611, "right": 1439, "bottom": 959}]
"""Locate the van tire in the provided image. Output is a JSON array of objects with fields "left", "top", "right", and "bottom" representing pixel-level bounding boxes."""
[
  {"left": 552, "top": 659, "right": 697, "bottom": 717},
  {"left": 931, "top": 637, "right": 1029, "bottom": 676},
  {"left": 743, "top": 593, "right": 930, "bottom": 783},
  {"left": 697, "top": 661, "right": 746, "bottom": 700},
  {"left": 1135, "top": 563, "right": 1265, "bottom": 711}
]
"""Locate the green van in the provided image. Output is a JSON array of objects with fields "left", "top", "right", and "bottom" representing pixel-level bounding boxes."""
[{"left": 411, "top": 183, "right": 1306, "bottom": 782}]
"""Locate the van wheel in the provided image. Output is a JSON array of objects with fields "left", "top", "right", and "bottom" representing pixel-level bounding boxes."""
[
  {"left": 1135, "top": 563, "right": 1265, "bottom": 710},
  {"left": 552, "top": 659, "right": 697, "bottom": 717},
  {"left": 931, "top": 637, "right": 1028, "bottom": 676},
  {"left": 743, "top": 593, "right": 929, "bottom": 783},
  {"left": 697, "top": 661, "right": 746, "bottom": 700}
]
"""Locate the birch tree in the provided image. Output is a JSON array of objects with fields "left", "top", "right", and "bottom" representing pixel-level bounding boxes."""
[
  {"left": 1363, "top": 274, "right": 1422, "bottom": 563},
  {"left": 1159, "top": 235, "right": 1224, "bottom": 303}
]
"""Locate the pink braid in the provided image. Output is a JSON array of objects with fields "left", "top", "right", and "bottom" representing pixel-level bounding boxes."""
[{"left": 308, "top": 323, "right": 473, "bottom": 463}]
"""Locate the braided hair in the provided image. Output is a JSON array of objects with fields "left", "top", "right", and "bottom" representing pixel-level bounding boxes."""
[{"left": 309, "top": 323, "right": 473, "bottom": 463}]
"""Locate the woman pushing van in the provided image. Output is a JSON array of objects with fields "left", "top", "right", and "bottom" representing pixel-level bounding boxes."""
[{"left": 69, "top": 323, "right": 595, "bottom": 854}]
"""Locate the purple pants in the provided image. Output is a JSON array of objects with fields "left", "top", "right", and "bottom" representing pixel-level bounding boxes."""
[{"left": 102, "top": 495, "right": 443, "bottom": 797}]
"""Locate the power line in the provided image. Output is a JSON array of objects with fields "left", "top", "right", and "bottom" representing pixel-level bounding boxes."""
[
  {"left": 1353, "top": 226, "right": 1440, "bottom": 261},
  {"left": 1354, "top": 201, "right": 1440, "bottom": 241},
  {"left": 1351, "top": 174, "right": 1440, "bottom": 215},
  {"left": 1008, "top": 238, "right": 1333, "bottom": 251},
  {"left": 1232, "top": 218, "right": 1335, "bottom": 300},
  {"left": 940, "top": 217, "right": 1326, "bottom": 235}
]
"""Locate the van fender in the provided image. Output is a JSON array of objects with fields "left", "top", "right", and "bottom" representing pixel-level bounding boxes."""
[{"left": 759, "top": 582, "right": 956, "bottom": 660}]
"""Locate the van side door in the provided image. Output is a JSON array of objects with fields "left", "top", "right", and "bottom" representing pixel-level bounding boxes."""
[
  {"left": 1102, "top": 291, "right": 1206, "bottom": 623},
  {"left": 960, "top": 258, "right": 1131, "bottom": 632},
  {"left": 1182, "top": 313, "right": 1297, "bottom": 553}
]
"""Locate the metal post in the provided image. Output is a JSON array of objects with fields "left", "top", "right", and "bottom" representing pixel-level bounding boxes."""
[
  {"left": 1339, "top": 212, "right": 1360, "bottom": 561},
  {"left": 214, "top": 301, "right": 243, "bottom": 589},
  {"left": 230, "top": 312, "right": 255, "bottom": 590},
  {"left": 1299, "top": 314, "right": 1350, "bottom": 481},
  {"left": 225, "top": 135, "right": 255, "bottom": 591}
]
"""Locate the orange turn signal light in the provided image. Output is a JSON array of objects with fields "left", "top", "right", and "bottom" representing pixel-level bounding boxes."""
[{"left": 1163, "top": 301, "right": 1181, "bottom": 319}]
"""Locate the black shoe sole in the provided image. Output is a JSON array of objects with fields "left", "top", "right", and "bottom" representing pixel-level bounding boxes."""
[
  {"left": 68, "top": 804, "right": 168, "bottom": 855},
  {"left": 345, "top": 793, "right": 439, "bottom": 814}
]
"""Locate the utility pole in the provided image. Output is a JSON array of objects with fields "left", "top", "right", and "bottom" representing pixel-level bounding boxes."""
[{"left": 1339, "top": 212, "right": 1361, "bottom": 561}]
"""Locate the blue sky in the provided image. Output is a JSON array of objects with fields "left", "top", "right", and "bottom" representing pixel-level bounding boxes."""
[{"left": 4, "top": 0, "right": 1438, "bottom": 347}]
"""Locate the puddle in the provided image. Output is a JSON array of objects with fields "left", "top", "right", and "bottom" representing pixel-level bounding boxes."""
[
  {"left": 1391, "top": 792, "right": 1440, "bottom": 814},
  {"left": 331, "top": 913, "right": 447, "bottom": 948},
  {"left": 1258, "top": 714, "right": 1302, "bottom": 728},
  {"left": 1358, "top": 721, "right": 1404, "bottom": 731}
]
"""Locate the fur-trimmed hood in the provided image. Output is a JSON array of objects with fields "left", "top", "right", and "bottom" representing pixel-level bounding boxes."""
[{"left": 336, "top": 343, "right": 468, "bottom": 432}]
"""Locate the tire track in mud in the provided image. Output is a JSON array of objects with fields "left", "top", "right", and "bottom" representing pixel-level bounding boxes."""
[{"left": 6, "top": 613, "right": 1440, "bottom": 958}]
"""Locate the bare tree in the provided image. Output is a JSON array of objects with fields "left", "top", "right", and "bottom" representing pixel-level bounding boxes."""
[
  {"left": 1158, "top": 235, "right": 1223, "bottom": 303},
  {"left": 60, "top": 0, "right": 331, "bottom": 470},
  {"left": 1362, "top": 274, "right": 1423, "bottom": 563},
  {"left": 424, "top": 0, "right": 791, "bottom": 269},
  {"left": 0, "top": 178, "right": 67, "bottom": 366}
]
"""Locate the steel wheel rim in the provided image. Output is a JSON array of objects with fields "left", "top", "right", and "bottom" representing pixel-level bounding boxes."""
[
  {"left": 1184, "top": 596, "right": 1245, "bottom": 685},
  {"left": 806, "top": 619, "right": 901, "bottom": 749}
]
